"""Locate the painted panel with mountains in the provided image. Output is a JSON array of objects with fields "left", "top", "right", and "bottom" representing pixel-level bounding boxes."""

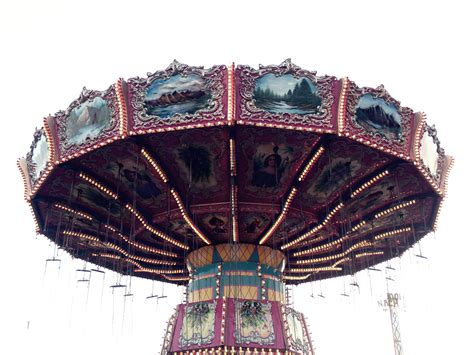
[
  {"left": 144, "top": 74, "right": 212, "bottom": 118},
  {"left": 66, "top": 96, "right": 112, "bottom": 146},
  {"left": 354, "top": 94, "right": 402, "bottom": 141},
  {"left": 253, "top": 74, "right": 322, "bottom": 115}
]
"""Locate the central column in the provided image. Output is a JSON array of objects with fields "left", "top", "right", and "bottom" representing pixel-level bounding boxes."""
[
  {"left": 187, "top": 244, "right": 286, "bottom": 303},
  {"left": 162, "top": 244, "right": 314, "bottom": 355}
]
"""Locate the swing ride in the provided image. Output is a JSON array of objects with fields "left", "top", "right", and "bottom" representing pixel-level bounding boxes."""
[{"left": 18, "top": 60, "right": 452, "bottom": 354}]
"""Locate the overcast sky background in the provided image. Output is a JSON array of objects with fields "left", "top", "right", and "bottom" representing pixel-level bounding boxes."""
[{"left": 1, "top": 1, "right": 473, "bottom": 354}]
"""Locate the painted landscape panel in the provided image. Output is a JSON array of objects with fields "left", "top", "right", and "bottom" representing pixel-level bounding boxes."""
[
  {"left": 31, "top": 133, "right": 49, "bottom": 180},
  {"left": 420, "top": 131, "right": 439, "bottom": 175},
  {"left": 66, "top": 96, "right": 112, "bottom": 145},
  {"left": 145, "top": 74, "right": 211, "bottom": 118},
  {"left": 355, "top": 94, "right": 402, "bottom": 140},
  {"left": 253, "top": 74, "right": 322, "bottom": 115}
]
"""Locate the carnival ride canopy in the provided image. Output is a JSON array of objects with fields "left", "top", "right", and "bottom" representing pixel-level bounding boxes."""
[{"left": 18, "top": 60, "right": 452, "bottom": 285}]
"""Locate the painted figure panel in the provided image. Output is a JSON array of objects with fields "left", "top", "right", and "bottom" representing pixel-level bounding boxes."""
[
  {"left": 174, "top": 144, "right": 217, "bottom": 189},
  {"left": 179, "top": 301, "right": 217, "bottom": 348},
  {"left": 145, "top": 74, "right": 212, "bottom": 118},
  {"left": 274, "top": 217, "right": 308, "bottom": 242},
  {"left": 238, "top": 128, "right": 320, "bottom": 203},
  {"left": 251, "top": 144, "right": 294, "bottom": 189},
  {"left": 105, "top": 158, "right": 162, "bottom": 202},
  {"left": 241, "top": 214, "right": 271, "bottom": 235},
  {"left": 75, "top": 182, "right": 122, "bottom": 218},
  {"left": 308, "top": 157, "right": 362, "bottom": 203},
  {"left": 346, "top": 180, "right": 396, "bottom": 218},
  {"left": 343, "top": 164, "right": 426, "bottom": 220},
  {"left": 66, "top": 96, "right": 112, "bottom": 146},
  {"left": 165, "top": 219, "right": 195, "bottom": 240},
  {"left": 145, "top": 127, "right": 228, "bottom": 204},
  {"left": 235, "top": 301, "right": 275, "bottom": 346},
  {"left": 253, "top": 74, "right": 322, "bottom": 115},
  {"left": 201, "top": 214, "right": 229, "bottom": 236}
]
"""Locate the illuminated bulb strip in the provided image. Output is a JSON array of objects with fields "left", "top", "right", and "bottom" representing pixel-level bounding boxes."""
[
  {"left": 231, "top": 185, "right": 239, "bottom": 243},
  {"left": 64, "top": 230, "right": 176, "bottom": 265},
  {"left": 92, "top": 253, "right": 185, "bottom": 277},
  {"left": 162, "top": 310, "right": 178, "bottom": 353},
  {"left": 294, "top": 235, "right": 327, "bottom": 249},
  {"left": 43, "top": 118, "right": 56, "bottom": 166},
  {"left": 296, "top": 240, "right": 372, "bottom": 265},
  {"left": 331, "top": 257, "right": 351, "bottom": 267},
  {"left": 28, "top": 203, "right": 41, "bottom": 234},
  {"left": 131, "top": 254, "right": 176, "bottom": 265},
  {"left": 231, "top": 220, "right": 239, "bottom": 247},
  {"left": 281, "top": 202, "right": 344, "bottom": 250},
  {"left": 230, "top": 138, "right": 238, "bottom": 242},
  {"left": 17, "top": 159, "right": 31, "bottom": 201},
  {"left": 414, "top": 113, "right": 427, "bottom": 162},
  {"left": 140, "top": 148, "right": 169, "bottom": 183},
  {"left": 297, "top": 146, "right": 325, "bottom": 182},
  {"left": 351, "top": 220, "right": 366, "bottom": 232},
  {"left": 64, "top": 230, "right": 100, "bottom": 243},
  {"left": 93, "top": 253, "right": 143, "bottom": 270},
  {"left": 104, "top": 224, "right": 178, "bottom": 258},
  {"left": 227, "top": 63, "right": 235, "bottom": 124},
  {"left": 433, "top": 199, "right": 444, "bottom": 231},
  {"left": 434, "top": 151, "right": 453, "bottom": 231},
  {"left": 293, "top": 234, "right": 351, "bottom": 257},
  {"left": 351, "top": 170, "right": 389, "bottom": 198},
  {"left": 220, "top": 298, "right": 226, "bottom": 342},
  {"left": 134, "top": 268, "right": 184, "bottom": 275},
  {"left": 355, "top": 251, "right": 384, "bottom": 259},
  {"left": 58, "top": 135, "right": 121, "bottom": 164},
  {"left": 163, "top": 275, "right": 190, "bottom": 282},
  {"left": 283, "top": 274, "right": 311, "bottom": 281},
  {"left": 53, "top": 203, "right": 93, "bottom": 221},
  {"left": 125, "top": 204, "right": 188, "bottom": 249},
  {"left": 129, "top": 121, "right": 226, "bottom": 136},
  {"left": 170, "top": 188, "right": 211, "bottom": 245},
  {"left": 288, "top": 266, "right": 342, "bottom": 273},
  {"left": 79, "top": 172, "right": 118, "bottom": 199},
  {"left": 114, "top": 79, "right": 128, "bottom": 138},
  {"left": 337, "top": 77, "right": 349, "bottom": 135},
  {"left": 127, "top": 259, "right": 142, "bottom": 268},
  {"left": 236, "top": 121, "right": 340, "bottom": 136},
  {"left": 345, "top": 240, "right": 373, "bottom": 254},
  {"left": 374, "top": 227, "right": 411, "bottom": 241},
  {"left": 416, "top": 164, "right": 442, "bottom": 195},
  {"left": 374, "top": 199, "right": 416, "bottom": 219},
  {"left": 291, "top": 219, "right": 392, "bottom": 259},
  {"left": 30, "top": 158, "right": 54, "bottom": 198},
  {"left": 92, "top": 253, "right": 120, "bottom": 260},
  {"left": 259, "top": 187, "right": 298, "bottom": 245},
  {"left": 229, "top": 138, "right": 237, "bottom": 176}
]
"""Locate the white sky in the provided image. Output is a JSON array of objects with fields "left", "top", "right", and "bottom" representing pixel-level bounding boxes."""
[{"left": 1, "top": 1, "right": 473, "bottom": 354}]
